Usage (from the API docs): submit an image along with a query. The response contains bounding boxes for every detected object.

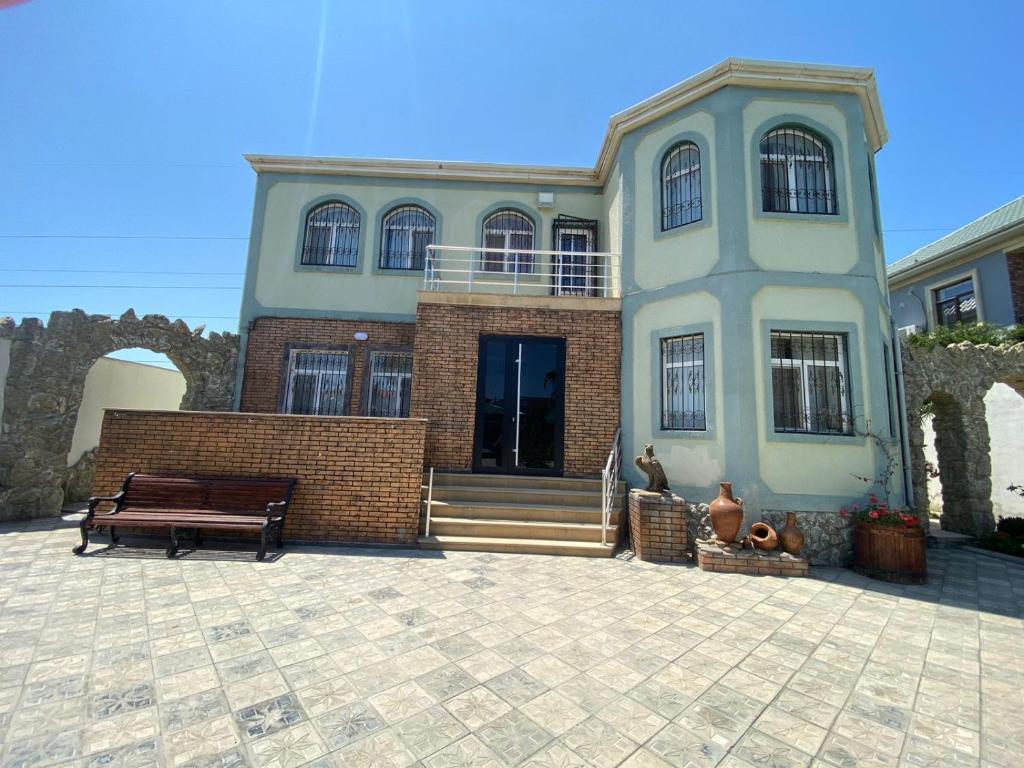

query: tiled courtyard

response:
[0,519,1022,768]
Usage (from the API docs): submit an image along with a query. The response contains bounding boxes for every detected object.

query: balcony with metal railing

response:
[421,245,621,304]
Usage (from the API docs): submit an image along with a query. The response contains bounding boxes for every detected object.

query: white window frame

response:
[761,129,836,214]
[381,207,435,270]
[554,227,595,296]
[661,333,706,431]
[304,203,360,267]
[770,332,851,434]
[365,351,413,417]
[482,211,535,274]
[661,143,702,229]
[284,349,350,415]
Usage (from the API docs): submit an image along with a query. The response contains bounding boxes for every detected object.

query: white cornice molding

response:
[246,57,888,187]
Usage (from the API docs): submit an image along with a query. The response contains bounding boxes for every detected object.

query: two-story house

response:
[234,58,903,563]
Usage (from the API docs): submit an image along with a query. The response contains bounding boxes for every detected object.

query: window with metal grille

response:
[661,333,706,430]
[482,209,534,273]
[661,142,702,230]
[284,349,349,415]
[770,331,851,435]
[552,214,598,297]
[365,351,413,417]
[380,205,435,270]
[760,126,838,215]
[933,277,977,326]
[301,201,360,266]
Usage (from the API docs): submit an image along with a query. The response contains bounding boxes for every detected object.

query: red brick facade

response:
[411,301,621,477]
[1007,251,1024,325]
[94,409,426,545]
[628,490,690,563]
[239,317,416,414]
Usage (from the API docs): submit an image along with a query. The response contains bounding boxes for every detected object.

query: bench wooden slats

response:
[74,473,296,560]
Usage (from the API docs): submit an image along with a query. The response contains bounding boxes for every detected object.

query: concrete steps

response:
[419,472,624,558]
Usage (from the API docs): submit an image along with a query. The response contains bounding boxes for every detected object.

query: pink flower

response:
[851,504,860,512]
[868,494,879,504]
[869,510,880,519]
[839,508,850,519]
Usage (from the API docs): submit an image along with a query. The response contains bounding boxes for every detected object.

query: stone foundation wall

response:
[411,299,620,476]
[761,510,852,566]
[93,409,426,545]
[239,316,416,415]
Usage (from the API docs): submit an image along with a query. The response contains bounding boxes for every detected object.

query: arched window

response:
[760,126,837,215]
[301,201,360,267]
[380,204,435,270]
[481,209,535,273]
[661,142,702,230]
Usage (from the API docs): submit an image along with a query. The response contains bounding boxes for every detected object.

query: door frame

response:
[472,334,566,476]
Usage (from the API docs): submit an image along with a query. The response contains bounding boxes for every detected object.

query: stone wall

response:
[239,317,416,415]
[901,341,1024,536]
[93,409,426,545]
[1007,252,1024,325]
[411,299,621,476]
[0,310,238,520]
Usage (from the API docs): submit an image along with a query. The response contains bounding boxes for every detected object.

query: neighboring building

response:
[234,58,902,562]
[888,195,1024,333]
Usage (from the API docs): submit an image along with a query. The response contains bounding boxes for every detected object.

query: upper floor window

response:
[760,126,838,215]
[770,331,851,435]
[482,209,535,273]
[380,205,435,271]
[934,277,977,326]
[284,349,349,415]
[661,142,702,230]
[661,333,706,430]
[301,201,360,267]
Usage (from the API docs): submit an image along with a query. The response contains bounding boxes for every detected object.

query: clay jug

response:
[709,482,743,544]
[748,522,778,551]
[779,512,805,556]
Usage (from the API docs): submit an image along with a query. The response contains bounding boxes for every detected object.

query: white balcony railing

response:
[423,245,621,299]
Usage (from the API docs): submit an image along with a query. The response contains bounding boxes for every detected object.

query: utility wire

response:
[1,284,241,289]
[0,268,243,275]
[0,234,248,240]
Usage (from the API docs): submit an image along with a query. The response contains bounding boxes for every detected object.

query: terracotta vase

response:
[778,512,805,556]
[709,482,743,544]
[748,522,778,551]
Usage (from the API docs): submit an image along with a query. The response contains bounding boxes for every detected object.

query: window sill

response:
[754,209,846,225]
[766,430,864,445]
[295,263,361,274]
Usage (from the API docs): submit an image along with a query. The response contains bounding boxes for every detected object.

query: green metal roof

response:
[887,195,1024,279]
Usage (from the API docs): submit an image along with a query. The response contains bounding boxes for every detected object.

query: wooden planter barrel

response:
[853,521,927,584]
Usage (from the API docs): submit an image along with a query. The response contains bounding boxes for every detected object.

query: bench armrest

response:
[86,491,125,514]
[265,500,288,520]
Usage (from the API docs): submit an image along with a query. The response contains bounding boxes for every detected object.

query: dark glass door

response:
[473,336,565,475]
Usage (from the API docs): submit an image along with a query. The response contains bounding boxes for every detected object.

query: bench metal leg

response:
[167,526,180,558]
[194,528,203,547]
[257,522,269,561]
[73,520,90,555]
[275,521,284,549]
[109,526,119,544]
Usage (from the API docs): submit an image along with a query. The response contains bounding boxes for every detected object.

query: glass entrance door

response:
[473,336,565,475]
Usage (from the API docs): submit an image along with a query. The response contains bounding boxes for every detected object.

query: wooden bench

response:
[74,473,297,560]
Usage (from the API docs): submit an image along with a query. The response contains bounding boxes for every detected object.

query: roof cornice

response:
[246,57,887,187]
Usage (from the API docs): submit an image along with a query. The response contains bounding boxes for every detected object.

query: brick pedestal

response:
[628,490,690,563]
[696,540,808,576]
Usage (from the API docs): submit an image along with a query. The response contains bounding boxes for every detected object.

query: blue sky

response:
[1,0,1022,367]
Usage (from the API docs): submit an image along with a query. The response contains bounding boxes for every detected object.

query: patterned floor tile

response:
[392,704,468,760]
[312,701,386,750]
[422,734,504,768]
[233,693,305,740]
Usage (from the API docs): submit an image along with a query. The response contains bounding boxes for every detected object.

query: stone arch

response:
[0,309,238,520]
[901,341,1024,536]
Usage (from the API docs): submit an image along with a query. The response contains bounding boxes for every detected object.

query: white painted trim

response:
[924,268,984,330]
[245,58,887,185]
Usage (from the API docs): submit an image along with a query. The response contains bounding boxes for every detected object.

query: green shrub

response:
[996,516,1024,537]
[907,323,1024,350]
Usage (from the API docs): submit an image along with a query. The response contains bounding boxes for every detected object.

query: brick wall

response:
[94,409,426,545]
[240,317,416,414]
[1007,251,1024,325]
[411,301,621,476]
[628,490,690,563]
